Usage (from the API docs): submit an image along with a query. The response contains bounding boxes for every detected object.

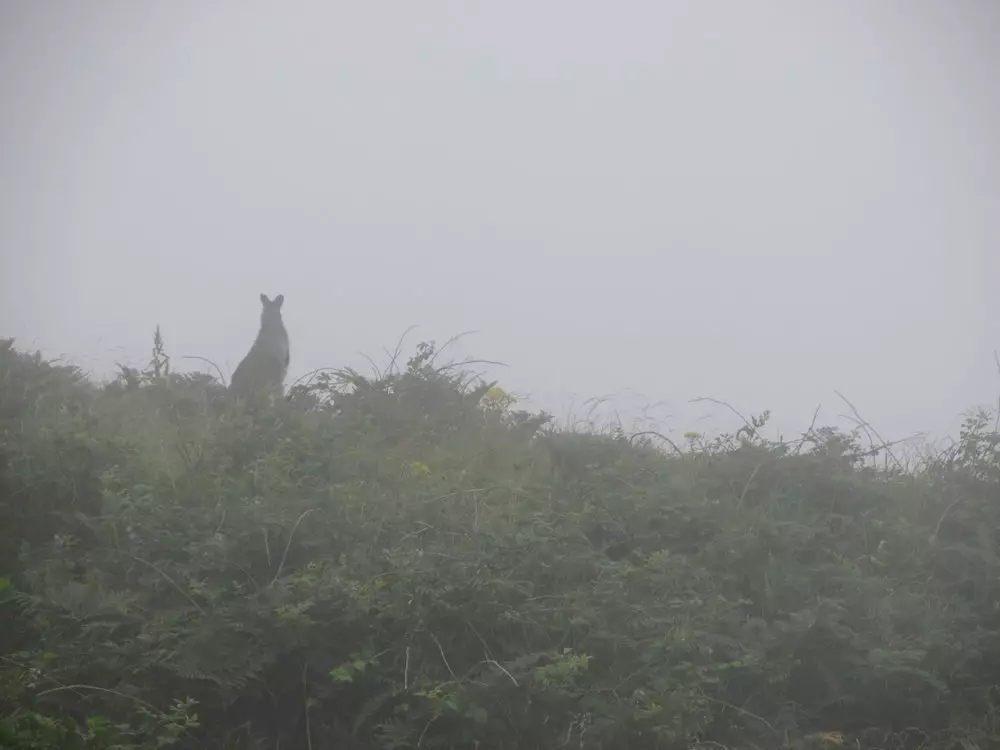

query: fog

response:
[1,2,998,445]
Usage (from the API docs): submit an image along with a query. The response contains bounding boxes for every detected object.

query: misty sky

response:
[1,2,998,446]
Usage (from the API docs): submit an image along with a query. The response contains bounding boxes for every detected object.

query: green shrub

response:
[2,336,999,749]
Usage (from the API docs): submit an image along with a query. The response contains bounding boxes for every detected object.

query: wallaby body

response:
[229,293,290,399]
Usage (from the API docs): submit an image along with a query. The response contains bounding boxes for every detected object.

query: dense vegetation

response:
[1,334,999,750]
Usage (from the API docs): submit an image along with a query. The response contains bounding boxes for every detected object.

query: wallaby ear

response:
[260,293,270,306]
[274,294,284,308]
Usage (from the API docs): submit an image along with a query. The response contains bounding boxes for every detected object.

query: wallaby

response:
[229,293,290,399]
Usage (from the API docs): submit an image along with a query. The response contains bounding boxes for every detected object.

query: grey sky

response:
[1,2,998,444]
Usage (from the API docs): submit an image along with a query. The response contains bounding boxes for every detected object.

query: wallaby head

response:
[259,293,285,329]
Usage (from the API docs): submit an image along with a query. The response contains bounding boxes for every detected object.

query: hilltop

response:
[1,335,999,750]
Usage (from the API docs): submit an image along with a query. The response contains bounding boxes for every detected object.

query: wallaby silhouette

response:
[229,293,290,399]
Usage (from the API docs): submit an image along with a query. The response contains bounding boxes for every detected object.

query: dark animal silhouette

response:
[229,293,290,399]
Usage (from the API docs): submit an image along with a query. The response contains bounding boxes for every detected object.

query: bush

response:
[1,336,999,749]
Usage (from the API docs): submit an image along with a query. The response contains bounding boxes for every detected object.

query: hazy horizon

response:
[2,2,998,446]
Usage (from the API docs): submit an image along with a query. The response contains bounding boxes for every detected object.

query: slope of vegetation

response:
[1,336,999,750]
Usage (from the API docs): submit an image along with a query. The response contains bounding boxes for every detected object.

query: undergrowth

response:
[1,335,999,749]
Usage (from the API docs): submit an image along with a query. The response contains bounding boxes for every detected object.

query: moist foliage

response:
[1,336,1000,750]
